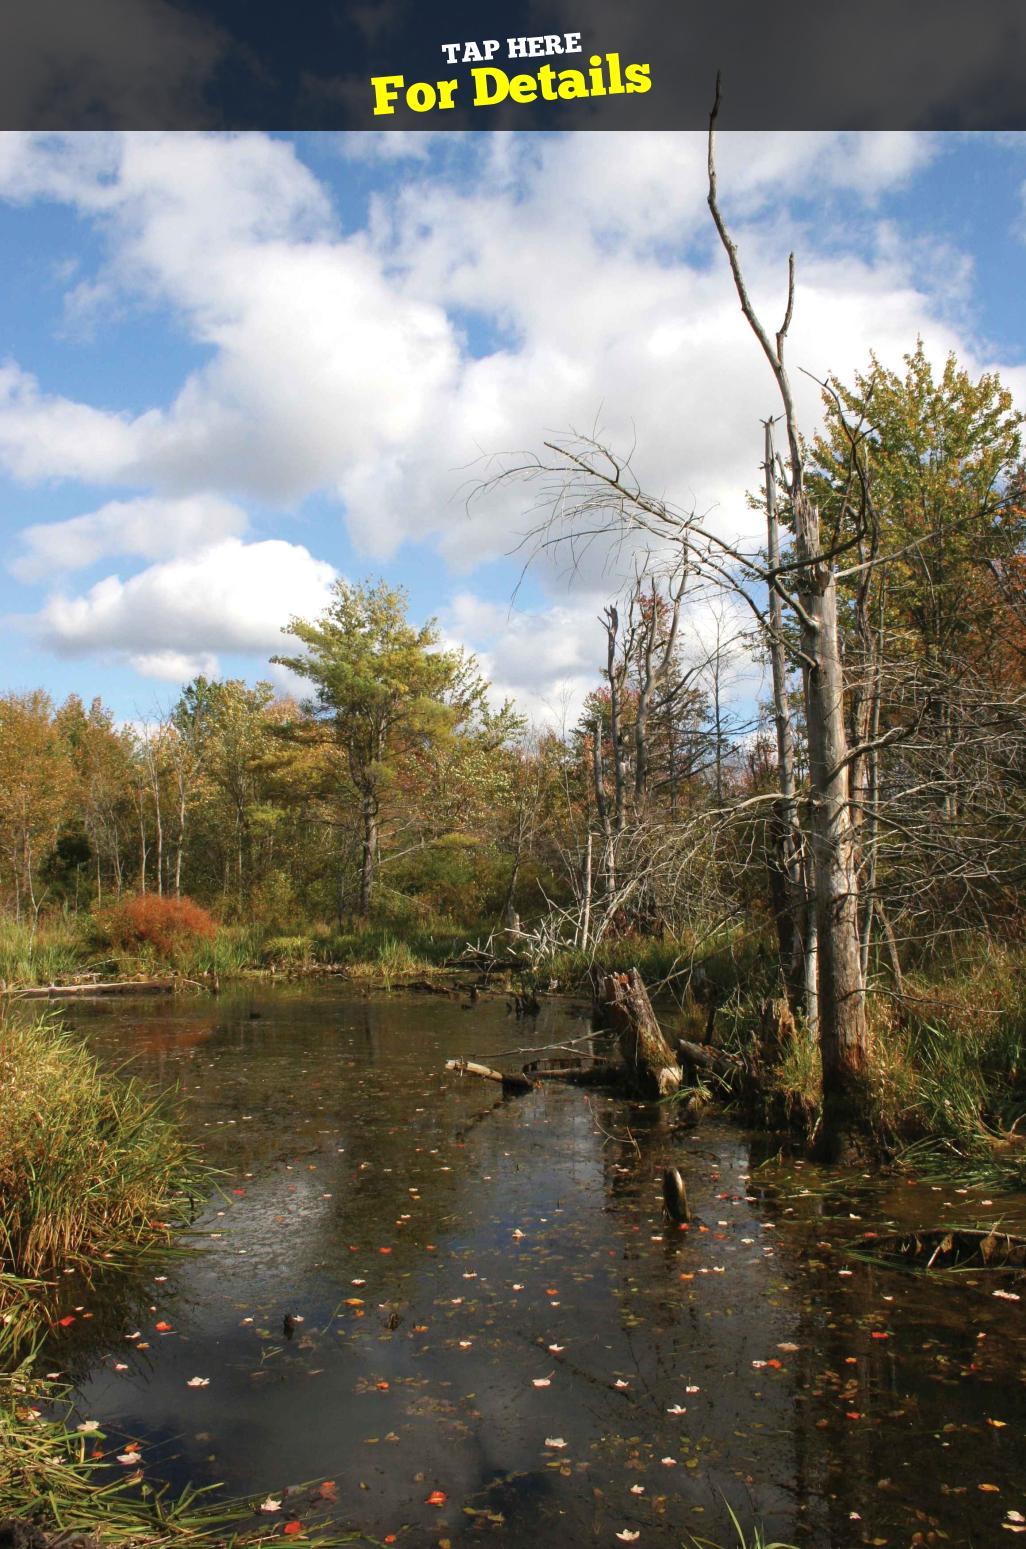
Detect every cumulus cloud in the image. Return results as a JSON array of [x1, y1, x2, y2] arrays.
[[0, 130, 1022, 710], [10, 494, 249, 581], [36, 538, 337, 680]]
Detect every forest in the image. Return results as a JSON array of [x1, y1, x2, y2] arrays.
[[3, 330, 1025, 1168]]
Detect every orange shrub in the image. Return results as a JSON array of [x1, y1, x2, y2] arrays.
[[104, 894, 218, 960]]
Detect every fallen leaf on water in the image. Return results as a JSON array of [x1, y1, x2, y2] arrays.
[[117, 1451, 142, 1465], [532, 1378, 551, 1388], [187, 1377, 210, 1388], [685, 1384, 700, 1394], [548, 1344, 564, 1353], [667, 1405, 687, 1416], [155, 1321, 173, 1333], [993, 1290, 1020, 1301], [1006, 1512, 1025, 1523], [629, 1485, 645, 1495], [660, 1457, 677, 1467], [988, 1419, 1008, 1429], [58, 1316, 75, 1327], [613, 1379, 629, 1390], [980, 1484, 1001, 1493], [260, 1498, 282, 1513], [426, 1490, 447, 1506], [283, 1522, 302, 1536], [545, 1438, 567, 1449], [76, 1421, 100, 1433], [777, 1342, 800, 1353], [615, 1532, 640, 1543]]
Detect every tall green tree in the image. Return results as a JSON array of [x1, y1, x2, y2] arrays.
[[274, 579, 513, 916]]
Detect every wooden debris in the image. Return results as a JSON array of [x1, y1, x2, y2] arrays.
[[601, 969, 682, 1098], [4, 979, 178, 1000], [662, 1166, 691, 1223], [444, 1058, 534, 1095]]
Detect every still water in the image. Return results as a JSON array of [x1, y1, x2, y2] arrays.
[[55, 986, 1026, 1547]]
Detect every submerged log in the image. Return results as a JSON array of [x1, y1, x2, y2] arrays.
[[601, 969, 682, 1099], [527, 1061, 626, 1087], [445, 1058, 534, 1095], [4, 978, 178, 999], [662, 1166, 691, 1222]]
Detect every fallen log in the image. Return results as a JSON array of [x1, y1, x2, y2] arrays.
[[3, 978, 178, 999], [601, 969, 682, 1098], [527, 1061, 626, 1087], [675, 1037, 743, 1085], [445, 1058, 534, 1095]]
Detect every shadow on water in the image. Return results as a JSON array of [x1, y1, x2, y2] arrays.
[[48, 986, 1026, 1547]]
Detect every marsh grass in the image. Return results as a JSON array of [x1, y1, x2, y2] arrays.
[[0, 1012, 204, 1293]]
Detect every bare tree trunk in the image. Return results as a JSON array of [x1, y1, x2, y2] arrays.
[[602, 968, 681, 1098], [136, 789, 148, 894], [764, 418, 809, 1018], [359, 793, 378, 916], [592, 718, 615, 895], [708, 84, 870, 1156], [579, 830, 593, 950]]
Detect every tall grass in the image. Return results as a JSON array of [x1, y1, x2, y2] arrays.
[[0, 915, 94, 987], [0, 1011, 203, 1290]]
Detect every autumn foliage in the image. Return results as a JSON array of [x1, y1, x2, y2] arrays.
[[103, 894, 217, 960]]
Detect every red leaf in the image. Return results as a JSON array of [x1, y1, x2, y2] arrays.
[[155, 1321, 173, 1333], [426, 1490, 447, 1506], [58, 1315, 76, 1327], [283, 1521, 302, 1536]]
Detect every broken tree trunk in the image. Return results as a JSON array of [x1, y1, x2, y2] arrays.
[[445, 1058, 533, 1095], [601, 969, 681, 1099], [675, 1037, 743, 1086]]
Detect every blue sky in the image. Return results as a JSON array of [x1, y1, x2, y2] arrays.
[[0, 130, 1023, 725]]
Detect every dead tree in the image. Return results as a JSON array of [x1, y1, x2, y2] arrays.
[[602, 968, 682, 1098], [707, 79, 871, 1153]]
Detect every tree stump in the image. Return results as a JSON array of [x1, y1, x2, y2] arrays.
[[601, 969, 682, 1099]]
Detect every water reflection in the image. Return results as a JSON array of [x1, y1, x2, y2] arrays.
[[49, 987, 1026, 1547]]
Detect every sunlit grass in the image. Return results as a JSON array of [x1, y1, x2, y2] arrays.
[[0, 1010, 204, 1295]]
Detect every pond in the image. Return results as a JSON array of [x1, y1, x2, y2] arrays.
[[50, 986, 1026, 1547]]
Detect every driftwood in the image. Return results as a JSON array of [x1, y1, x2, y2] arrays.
[[4, 979, 178, 1000], [445, 1058, 534, 1095], [601, 969, 682, 1098]]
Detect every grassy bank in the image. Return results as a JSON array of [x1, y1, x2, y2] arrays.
[[0, 1010, 203, 1323], [0, 1011, 357, 1546]]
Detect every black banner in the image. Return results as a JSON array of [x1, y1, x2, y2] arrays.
[[3, 0, 1026, 130]]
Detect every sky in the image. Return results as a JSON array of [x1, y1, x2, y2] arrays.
[[0, 129, 1024, 728]]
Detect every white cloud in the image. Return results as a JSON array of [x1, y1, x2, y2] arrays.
[[1, 130, 1023, 707], [11, 494, 249, 580], [37, 538, 337, 681]]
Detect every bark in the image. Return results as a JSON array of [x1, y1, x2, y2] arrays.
[[358, 792, 378, 916], [675, 1036, 743, 1084], [579, 830, 593, 949], [707, 94, 870, 1158], [601, 968, 681, 1098], [445, 1058, 533, 1095], [796, 536, 872, 1153], [764, 418, 813, 1021]]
